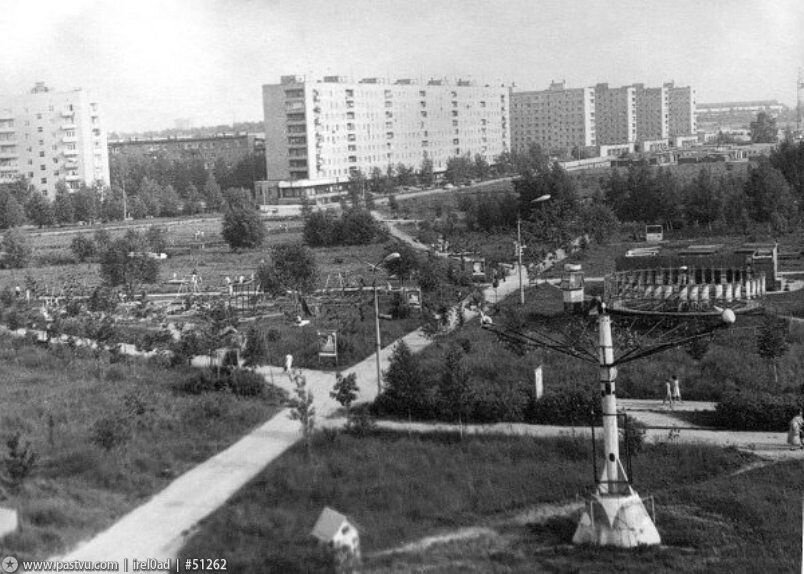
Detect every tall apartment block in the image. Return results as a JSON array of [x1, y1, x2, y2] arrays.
[[0, 82, 109, 198], [510, 81, 595, 154], [511, 81, 696, 155], [666, 82, 696, 137], [594, 83, 637, 146], [260, 75, 510, 204], [633, 83, 669, 141]]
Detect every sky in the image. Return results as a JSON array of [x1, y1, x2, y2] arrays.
[[1, 0, 801, 133]]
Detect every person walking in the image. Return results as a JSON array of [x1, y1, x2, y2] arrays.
[[671, 374, 682, 404], [662, 379, 673, 409], [788, 410, 804, 448]]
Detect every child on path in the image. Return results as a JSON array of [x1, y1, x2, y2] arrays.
[[788, 410, 804, 448], [671, 375, 682, 404], [662, 379, 673, 409]]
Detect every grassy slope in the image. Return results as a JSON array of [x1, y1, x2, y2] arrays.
[[0, 335, 284, 560], [179, 431, 763, 573]]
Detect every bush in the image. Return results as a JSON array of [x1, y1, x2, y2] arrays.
[[228, 369, 264, 397], [527, 386, 602, 426], [70, 234, 96, 263], [5, 432, 37, 485], [714, 391, 802, 431], [89, 416, 131, 451], [2, 228, 31, 269], [174, 370, 225, 395]]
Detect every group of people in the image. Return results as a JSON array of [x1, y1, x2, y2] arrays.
[[662, 374, 682, 408]]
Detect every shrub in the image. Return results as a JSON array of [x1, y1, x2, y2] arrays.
[[228, 369, 264, 397], [5, 432, 37, 485], [70, 234, 96, 263], [174, 370, 224, 395], [714, 391, 802, 431], [89, 416, 131, 451], [527, 386, 602, 426], [2, 228, 31, 269]]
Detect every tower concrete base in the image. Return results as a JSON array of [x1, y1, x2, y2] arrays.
[[572, 492, 660, 548]]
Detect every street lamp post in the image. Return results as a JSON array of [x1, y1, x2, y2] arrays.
[[368, 252, 400, 395], [517, 194, 551, 305]]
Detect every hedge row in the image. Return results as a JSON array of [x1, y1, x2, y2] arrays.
[[714, 391, 802, 431]]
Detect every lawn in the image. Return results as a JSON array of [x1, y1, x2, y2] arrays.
[[0, 333, 285, 561], [177, 430, 768, 573]]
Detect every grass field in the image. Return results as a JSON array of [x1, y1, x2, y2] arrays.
[[0, 333, 285, 561], [178, 430, 776, 573]]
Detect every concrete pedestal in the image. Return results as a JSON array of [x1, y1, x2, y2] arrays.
[[572, 492, 660, 548]]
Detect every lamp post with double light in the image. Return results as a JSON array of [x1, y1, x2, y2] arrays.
[[517, 194, 551, 305]]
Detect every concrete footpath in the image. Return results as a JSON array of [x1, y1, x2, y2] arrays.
[[55, 261, 526, 567]]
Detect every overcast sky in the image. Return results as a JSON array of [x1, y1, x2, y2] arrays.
[[1, 0, 801, 133]]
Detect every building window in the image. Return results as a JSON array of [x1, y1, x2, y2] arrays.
[[39, 151, 44, 157], [40, 164, 46, 170], [40, 177, 47, 184], [37, 126, 43, 133]]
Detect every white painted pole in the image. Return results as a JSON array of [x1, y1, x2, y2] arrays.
[[518, 215, 524, 305], [598, 314, 621, 492]]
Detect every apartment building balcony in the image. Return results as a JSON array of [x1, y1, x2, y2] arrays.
[[0, 110, 12, 121], [0, 163, 18, 172], [61, 109, 75, 118], [62, 135, 78, 144], [65, 174, 81, 182], [0, 125, 14, 134], [59, 122, 78, 131], [0, 149, 18, 159], [0, 138, 17, 146], [63, 148, 79, 156]]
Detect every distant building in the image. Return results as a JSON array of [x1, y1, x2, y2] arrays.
[[0, 82, 109, 198], [594, 83, 637, 145], [510, 81, 596, 154], [633, 83, 669, 142], [108, 133, 264, 170], [666, 83, 696, 137], [259, 75, 510, 204]]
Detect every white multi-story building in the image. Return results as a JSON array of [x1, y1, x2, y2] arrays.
[[594, 83, 637, 146], [511, 81, 695, 152], [633, 83, 669, 142], [0, 82, 109, 198], [510, 81, 596, 155], [666, 82, 696, 137], [260, 75, 510, 204]]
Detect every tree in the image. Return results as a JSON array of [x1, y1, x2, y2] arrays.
[[0, 194, 26, 229], [750, 112, 778, 143], [138, 177, 163, 217], [473, 154, 491, 180], [221, 191, 265, 251], [418, 157, 434, 187], [159, 184, 182, 217], [71, 234, 96, 263], [331, 372, 359, 414], [241, 325, 269, 368], [53, 182, 75, 225], [183, 183, 204, 215], [288, 370, 315, 453], [437, 345, 472, 425], [25, 191, 54, 228], [72, 185, 99, 223], [337, 209, 380, 245], [1, 228, 31, 269], [395, 163, 416, 188], [128, 195, 148, 219], [100, 185, 125, 222], [444, 154, 473, 185], [374, 340, 430, 418], [203, 173, 224, 211], [257, 242, 317, 296], [756, 313, 790, 386], [743, 159, 797, 230], [98, 231, 160, 293], [579, 202, 620, 244], [303, 209, 337, 247]]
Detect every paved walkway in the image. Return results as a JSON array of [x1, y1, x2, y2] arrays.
[[55, 257, 526, 567]]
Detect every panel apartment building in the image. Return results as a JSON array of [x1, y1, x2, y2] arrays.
[[511, 81, 696, 155], [510, 81, 596, 154], [260, 75, 510, 204], [0, 82, 109, 198]]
